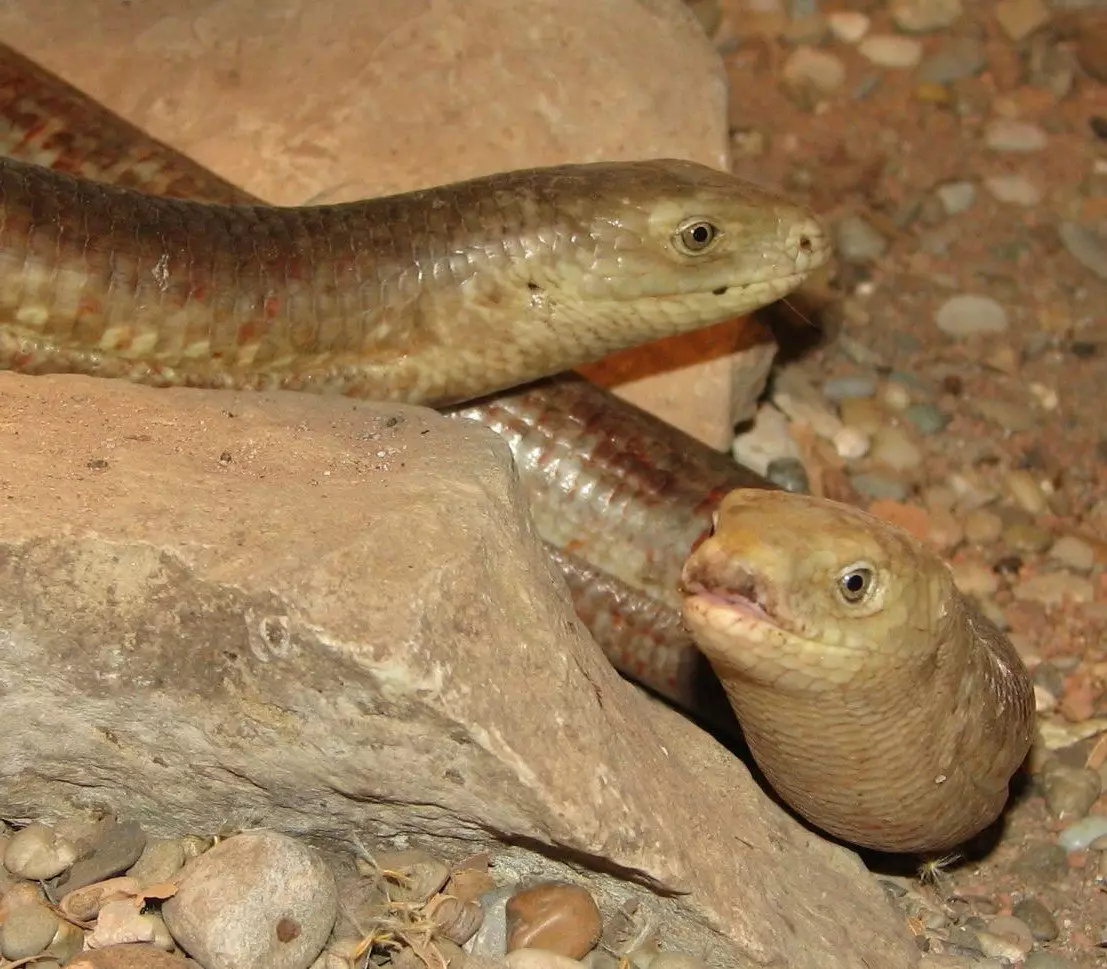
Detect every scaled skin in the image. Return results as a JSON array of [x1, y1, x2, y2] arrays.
[[680, 488, 1035, 854]]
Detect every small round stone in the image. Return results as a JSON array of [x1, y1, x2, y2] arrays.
[[1058, 814, 1107, 851], [984, 119, 1048, 152], [823, 374, 879, 401], [1048, 535, 1096, 572], [827, 11, 870, 41], [984, 174, 1042, 206], [964, 509, 1004, 544], [0, 901, 60, 960], [1011, 898, 1060, 942], [505, 882, 601, 959], [765, 457, 811, 493], [903, 403, 948, 435], [832, 426, 871, 460], [871, 425, 923, 471], [935, 295, 1009, 336], [3, 825, 79, 881], [849, 472, 909, 501], [858, 34, 923, 67]]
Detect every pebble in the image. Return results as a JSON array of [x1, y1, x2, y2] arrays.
[[1009, 842, 1069, 881], [1011, 898, 1060, 941], [505, 882, 601, 959], [126, 838, 187, 886], [973, 397, 1037, 432], [823, 374, 879, 401], [935, 181, 976, 215], [1005, 470, 1049, 514], [964, 508, 1004, 544], [634, 955, 711, 969], [890, 0, 962, 32], [984, 119, 1048, 152], [732, 404, 801, 475], [880, 380, 913, 411], [782, 46, 847, 92], [916, 38, 986, 83], [161, 831, 338, 969], [1043, 765, 1102, 820], [983, 174, 1042, 206], [58, 820, 147, 893], [935, 295, 1009, 336], [0, 900, 61, 960], [833, 215, 888, 263], [86, 898, 173, 950], [974, 929, 1030, 963], [1024, 956, 1080, 969], [849, 472, 910, 501], [858, 35, 923, 68], [1014, 571, 1096, 606], [372, 849, 450, 903], [765, 457, 811, 493], [870, 425, 924, 471], [60, 877, 141, 922], [832, 426, 871, 460], [951, 560, 1000, 598], [505, 951, 588, 969], [3, 824, 78, 880], [903, 403, 948, 435], [1049, 535, 1096, 572], [839, 396, 884, 435], [69, 946, 192, 968], [995, 0, 1050, 40], [1058, 221, 1107, 281], [826, 11, 870, 42]]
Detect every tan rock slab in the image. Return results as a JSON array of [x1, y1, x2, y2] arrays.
[[0, 372, 916, 969]]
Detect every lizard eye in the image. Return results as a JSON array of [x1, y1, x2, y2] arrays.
[[674, 219, 720, 254], [837, 563, 875, 604]]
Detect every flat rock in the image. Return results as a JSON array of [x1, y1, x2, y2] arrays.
[[0, 373, 917, 969], [0, 0, 755, 450]]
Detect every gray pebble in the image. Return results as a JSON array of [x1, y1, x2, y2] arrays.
[[0, 902, 59, 960], [468, 885, 514, 959], [858, 34, 924, 68], [1058, 813, 1107, 851], [833, 214, 889, 263], [849, 472, 910, 501], [1058, 221, 1107, 281], [1024, 954, 1080, 969], [936, 181, 976, 215], [904, 402, 949, 435], [823, 374, 879, 401], [765, 457, 810, 493], [935, 294, 1008, 336], [1009, 842, 1069, 881], [916, 37, 986, 83], [1011, 897, 1059, 942], [55, 819, 147, 893], [3, 825, 78, 881]]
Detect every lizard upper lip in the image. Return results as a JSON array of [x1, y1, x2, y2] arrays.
[[680, 570, 773, 622]]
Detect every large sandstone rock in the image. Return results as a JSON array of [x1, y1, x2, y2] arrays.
[[0, 0, 771, 449], [0, 373, 915, 969]]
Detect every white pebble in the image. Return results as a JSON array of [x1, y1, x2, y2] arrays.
[[732, 405, 801, 475], [935, 294, 1009, 336], [1029, 382, 1059, 410], [827, 11, 870, 42], [880, 381, 912, 411], [858, 34, 923, 67], [1013, 572, 1095, 607], [833, 426, 871, 459]]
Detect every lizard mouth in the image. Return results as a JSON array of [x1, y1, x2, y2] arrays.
[[679, 567, 776, 626]]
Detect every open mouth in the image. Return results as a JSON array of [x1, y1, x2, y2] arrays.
[[680, 570, 776, 626]]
